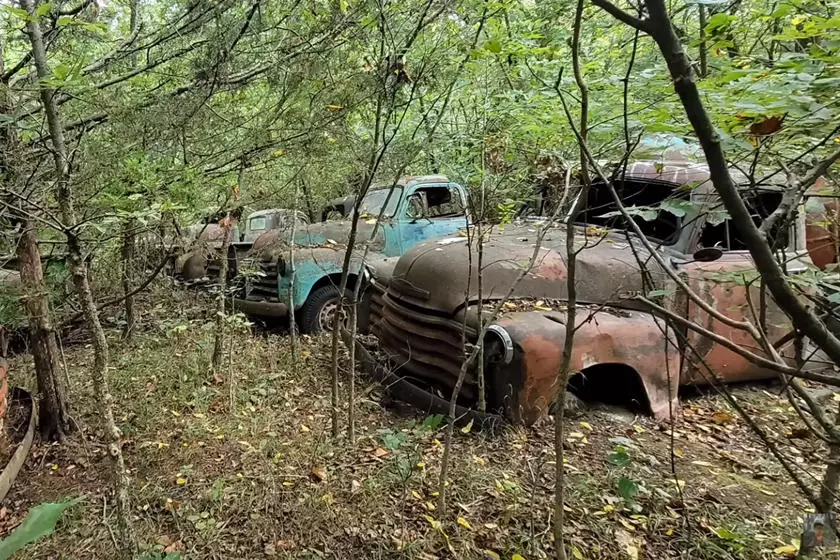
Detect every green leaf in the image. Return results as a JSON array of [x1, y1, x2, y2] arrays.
[[714, 526, 741, 541], [646, 289, 665, 298], [36, 2, 53, 17], [0, 499, 81, 560], [2, 6, 32, 21], [617, 476, 639, 502], [484, 38, 502, 54], [659, 199, 696, 218], [421, 414, 443, 431], [607, 447, 631, 467]]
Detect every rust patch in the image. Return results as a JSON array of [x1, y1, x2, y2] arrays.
[[679, 256, 792, 385]]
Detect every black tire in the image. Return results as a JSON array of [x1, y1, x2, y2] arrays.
[[299, 285, 344, 334]]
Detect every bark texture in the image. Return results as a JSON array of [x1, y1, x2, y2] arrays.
[[18, 222, 71, 441]]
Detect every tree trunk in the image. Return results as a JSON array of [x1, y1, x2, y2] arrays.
[[555, 3, 588, 557], [121, 219, 136, 339], [20, 0, 136, 552], [121, 0, 139, 340], [0, 28, 71, 442], [211, 216, 232, 371], [698, 6, 708, 78], [18, 222, 71, 441], [819, 401, 840, 512]]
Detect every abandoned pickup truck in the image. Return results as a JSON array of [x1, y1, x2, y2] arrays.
[[234, 175, 468, 333], [369, 161, 814, 424], [177, 208, 308, 282]]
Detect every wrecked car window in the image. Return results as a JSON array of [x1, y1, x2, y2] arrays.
[[699, 191, 788, 251], [249, 216, 267, 231], [360, 187, 403, 218], [413, 186, 465, 218], [577, 180, 687, 245]]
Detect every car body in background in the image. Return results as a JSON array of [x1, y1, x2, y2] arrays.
[[234, 175, 469, 333], [176, 208, 309, 282]]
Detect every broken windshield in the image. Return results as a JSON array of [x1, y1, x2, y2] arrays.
[[575, 180, 687, 245], [360, 187, 403, 218]]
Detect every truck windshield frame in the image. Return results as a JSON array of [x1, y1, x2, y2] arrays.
[[361, 186, 403, 218]]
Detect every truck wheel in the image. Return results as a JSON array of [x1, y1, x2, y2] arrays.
[[299, 285, 348, 334]]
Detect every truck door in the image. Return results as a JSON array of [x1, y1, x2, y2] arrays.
[[678, 190, 803, 385], [393, 183, 467, 254]]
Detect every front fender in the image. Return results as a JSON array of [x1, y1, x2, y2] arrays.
[[486, 308, 680, 424], [287, 246, 369, 309]]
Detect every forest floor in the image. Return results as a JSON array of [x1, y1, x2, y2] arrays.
[[0, 288, 831, 559]]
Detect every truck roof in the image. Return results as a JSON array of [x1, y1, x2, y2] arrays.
[[620, 160, 786, 192], [246, 208, 305, 219]]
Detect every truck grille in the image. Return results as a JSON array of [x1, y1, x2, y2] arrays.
[[247, 259, 280, 301], [369, 284, 386, 327], [373, 288, 477, 400]]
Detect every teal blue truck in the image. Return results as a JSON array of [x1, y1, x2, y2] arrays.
[[233, 175, 468, 333]]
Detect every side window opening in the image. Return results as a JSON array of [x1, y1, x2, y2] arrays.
[[249, 216, 267, 231], [699, 191, 787, 251], [577, 180, 687, 245], [413, 186, 465, 218]]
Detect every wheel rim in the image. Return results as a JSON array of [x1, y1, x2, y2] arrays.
[[318, 297, 347, 332]]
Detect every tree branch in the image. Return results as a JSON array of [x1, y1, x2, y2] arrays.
[[591, 0, 651, 32]]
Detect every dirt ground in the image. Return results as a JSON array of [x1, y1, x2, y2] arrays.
[[0, 293, 833, 559]]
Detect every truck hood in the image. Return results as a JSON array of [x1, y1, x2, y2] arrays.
[[387, 223, 667, 314], [249, 219, 385, 259]]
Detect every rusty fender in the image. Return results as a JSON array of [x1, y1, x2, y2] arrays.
[[484, 309, 680, 424]]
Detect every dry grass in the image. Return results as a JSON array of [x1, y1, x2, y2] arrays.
[[0, 290, 828, 559]]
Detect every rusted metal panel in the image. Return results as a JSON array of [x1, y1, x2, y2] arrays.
[[678, 255, 794, 385], [386, 228, 665, 314], [375, 288, 474, 398], [805, 196, 840, 269], [489, 310, 679, 424]]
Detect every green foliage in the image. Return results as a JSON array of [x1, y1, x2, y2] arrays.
[[377, 415, 442, 484], [0, 499, 80, 560]]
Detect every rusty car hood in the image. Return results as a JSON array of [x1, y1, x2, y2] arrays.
[[249, 219, 386, 259], [387, 224, 667, 313]]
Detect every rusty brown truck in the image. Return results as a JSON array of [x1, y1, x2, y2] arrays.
[[369, 161, 815, 424]]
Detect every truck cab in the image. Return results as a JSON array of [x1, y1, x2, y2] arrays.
[[234, 175, 468, 333]]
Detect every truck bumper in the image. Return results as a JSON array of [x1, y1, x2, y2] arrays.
[[233, 299, 289, 318]]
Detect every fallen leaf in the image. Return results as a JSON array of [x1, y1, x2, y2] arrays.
[[373, 447, 389, 458], [156, 535, 174, 547], [175, 477, 187, 486], [711, 411, 734, 425], [164, 540, 184, 554], [773, 544, 797, 557], [461, 419, 474, 433], [512, 555, 527, 560], [276, 540, 296, 550], [351, 479, 361, 494], [310, 465, 327, 482], [457, 516, 472, 530], [615, 529, 639, 560]]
